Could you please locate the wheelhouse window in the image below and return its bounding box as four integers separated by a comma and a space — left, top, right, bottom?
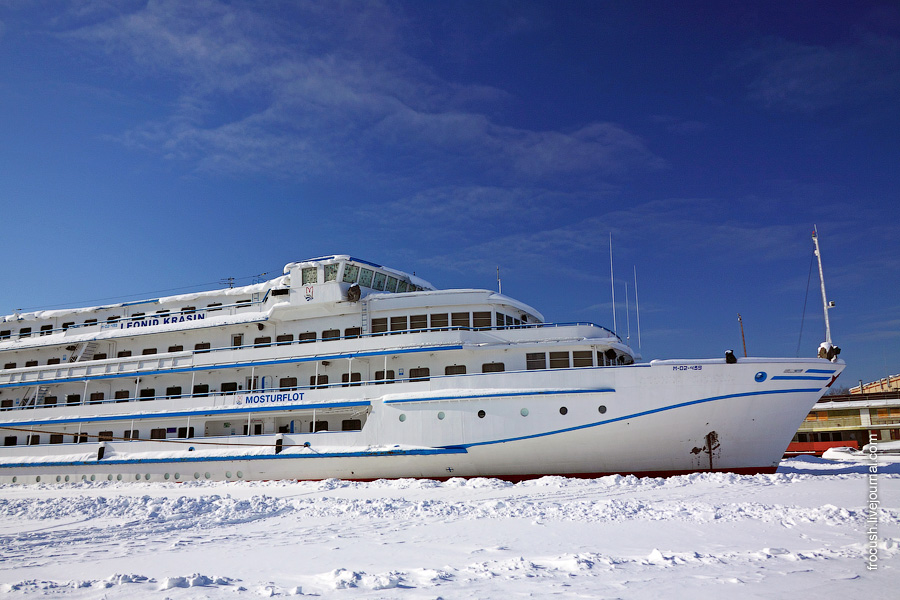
451, 312, 470, 329
473, 312, 491, 329
359, 268, 374, 287
410, 314, 427, 331
25, 360, 38, 367
397, 280, 409, 293
526, 353, 546, 370
372, 272, 387, 291
302, 267, 317, 284
390, 316, 407, 334
573, 351, 593, 367
385, 276, 399, 292
342, 264, 360, 283
430, 313, 449, 330
549, 352, 570, 369
324, 264, 339, 282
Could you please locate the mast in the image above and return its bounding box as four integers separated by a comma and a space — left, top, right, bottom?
610, 233, 617, 335
812, 226, 832, 345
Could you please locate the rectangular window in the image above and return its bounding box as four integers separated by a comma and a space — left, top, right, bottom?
385, 276, 399, 292
0, 330, 10, 339
232, 334, 244, 347
168, 345, 184, 353
451, 312, 470, 329
253, 336, 272, 346
374, 370, 395, 384
359, 268, 374, 287
131, 313, 146, 320
342, 419, 362, 431
194, 342, 211, 352
341, 372, 362, 387
40, 324, 53, 336
549, 352, 570, 369
271, 287, 288, 296
221, 382, 238, 394
123, 430, 139, 440
114, 390, 130, 402
207, 302, 222, 311
43, 395, 58, 406
74, 433, 87, 444
324, 264, 339, 282
311, 420, 328, 433
83, 319, 97, 326
177, 427, 195, 439
322, 329, 340, 340
573, 351, 593, 367
181, 306, 196, 314
3, 362, 15, 369
276, 334, 294, 345
473, 312, 491, 329
482, 362, 505, 373
139, 388, 156, 401
298, 332, 316, 343
4, 436, 16, 446
410, 314, 427, 331
98, 431, 113, 442
526, 353, 546, 370
92, 353, 107, 360
371, 318, 388, 335
166, 386, 182, 398
372, 272, 387, 291
150, 428, 167, 440
445, 365, 466, 375
19, 327, 32, 338
50, 434, 64, 444
410, 367, 430, 381
342, 264, 360, 283
66, 394, 81, 405
142, 348, 157, 355
1, 399, 13, 408
27, 434, 40, 445
344, 327, 361, 339
397, 280, 409, 293
89, 392, 105, 404
302, 267, 318, 284
47, 358, 61, 365
390, 316, 407, 334
430, 313, 449, 330
25, 360, 38, 367
107, 316, 120, 323
309, 375, 328, 388
192, 384, 209, 397
280, 377, 297, 390
62, 322, 74, 330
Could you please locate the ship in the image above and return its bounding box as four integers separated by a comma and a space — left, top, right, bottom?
1, 249, 843, 484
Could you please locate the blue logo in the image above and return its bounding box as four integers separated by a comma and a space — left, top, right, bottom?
755, 371, 767, 382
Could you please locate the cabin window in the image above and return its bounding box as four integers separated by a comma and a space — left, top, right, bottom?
276, 334, 294, 345
114, 391, 129, 402
221, 382, 238, 394
237, 299, 251, 306
372, 272, 387, 291
40, 324, 53, 335
451, 312, 470, 329
482, 362, 505, 373
473, 312, 491, 329
89, 392, 105, 404
98, 431, 113, 442
195, 342, 211, 352
342, 419, 362, 431
0, 330, 10, 339
123, 430, 139, 440
47, 358, 61, 365
410, 367, 430, 382
385, 276, 399, 292
397, 280, 409, 293
182, 306, 196, 314
43, 396, 57, 406
445, 365, 466, 375
207, 302, 223, 311
232, 334, 244, 347
371, 318, 388, 335
142, 348, 157, 355
177, 427, 195, 439
139, 388, 156, 401
344, 327, 361, 339
50, 434, 64, 444
302, 267, 317, 284
84, 319, 97, 326
3, 362, 15, 369
322, 329, 340, 341
93, 353, 107, 360
410, 315, 427, 331
573, 351, 593, 367
168, 345, 184, 353
117, 350, 132, 358
0, 399, 13, 409
25, 360, 38, 367
341, 372, 362, 387
310, 375, 328, 388
550, 352, 570, 369
323, 263, 338, 282
27, 434, 40, 445
359, 268, 374, 287
271, 288, 289, 297
375, 370, 395, 384
74, 433, 87, 444
526, 353, 546, 370
280, 377, 298, 390
192, 384, 209, 397
430, 313, 449, 330
4, 436, 17, 446
390, 316, 407, 334
299, 332, 316, 343
254, 336, 272, 346
19, 327, 32, 338
166, 386, 182, 398
156, 310, 170, 315
62, 322, 74, 330
496, 313, 507, 328
311, 420, 328, 433
150, 428, 167, 439
66, 394, 81, 405
107, 316, 120, 323
342, 264, 360, 283
131, 313, 145, 320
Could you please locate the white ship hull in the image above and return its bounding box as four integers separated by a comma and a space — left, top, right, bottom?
0, 255, 843, 484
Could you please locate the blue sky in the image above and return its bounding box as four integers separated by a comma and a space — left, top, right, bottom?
1, 1, 898, 390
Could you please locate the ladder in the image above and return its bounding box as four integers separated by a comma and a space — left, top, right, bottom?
69, 341, 100, 363
361, 299, 369, 335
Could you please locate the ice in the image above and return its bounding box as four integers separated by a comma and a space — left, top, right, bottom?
0, 459, 897, 599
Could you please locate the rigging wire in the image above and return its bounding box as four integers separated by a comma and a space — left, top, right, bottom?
796, 251, 815, 357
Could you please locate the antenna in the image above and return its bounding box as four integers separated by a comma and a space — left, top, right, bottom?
812, 226, 833, 345
497, 266, 502, 295
609, 233, 617, 335
221, 277, 235, 289
634, 266, 642, 351
738, 313, 747, 357
624, 281, 631, 342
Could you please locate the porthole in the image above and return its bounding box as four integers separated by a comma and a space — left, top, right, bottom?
520, 408, 529, 417
135, 474, 141, 481
90, 474, 96, 481
225, 471, 232, 479
56, 475, 61, 482
145, 473, 151, 481
107, 474, 113, 481
477, 410, 486, 419
164, 473, 170, 480
116, 474, 122, 481
174, 472, 181, 480
36, 475, 41, 483
437, 412, 445, 420
399, 414, 407, 422
194, 472, 200, 480
204, 472, 211, 479
598, 405, 607, 414
65, 475, 70, 482
11, 476, 16, 483
82, 475, 87, 481
559, 406, 568, 415
236, 471, 244, 478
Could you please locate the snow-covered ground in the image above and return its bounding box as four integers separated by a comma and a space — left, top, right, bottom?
1, 457, 897, 599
